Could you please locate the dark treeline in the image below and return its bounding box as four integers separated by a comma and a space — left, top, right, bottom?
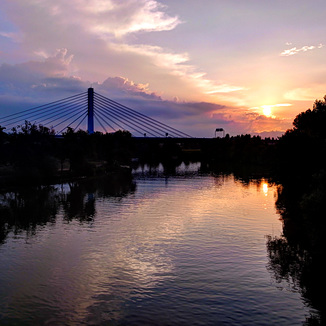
0, 123, 133, 186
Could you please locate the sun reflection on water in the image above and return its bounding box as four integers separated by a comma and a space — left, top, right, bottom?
262, 182, 269, 196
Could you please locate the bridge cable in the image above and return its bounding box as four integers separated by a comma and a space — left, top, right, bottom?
51, 107, 86, 129
96, 107, 145, 136
0, 94, 87, 129
57, 111, 88, 135
72, 112, 88, 132
96, 93, 188, 137
95, 95, 169, 137
52, 107, 87, 131
95, 92, 192, 138
42, 102, 87, 127
95, 96, 160, 137
93, 110, 114, 132
95, 94, 166, 136
14, 99, 87, 128
0, 92, 86, 123
93, 114, 108, 134
95, 107, 124, 132
96, 105, 148, 136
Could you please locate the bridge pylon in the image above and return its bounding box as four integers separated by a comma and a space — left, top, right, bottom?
87, 87, 94, 134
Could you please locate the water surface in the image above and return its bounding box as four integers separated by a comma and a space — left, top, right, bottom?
0, 167, 314, 325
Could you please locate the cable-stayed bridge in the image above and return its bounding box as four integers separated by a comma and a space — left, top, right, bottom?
0, 88, 192, 138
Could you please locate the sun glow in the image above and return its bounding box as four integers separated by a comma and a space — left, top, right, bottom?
257, 103, 292, 118
262, 106, 272, 117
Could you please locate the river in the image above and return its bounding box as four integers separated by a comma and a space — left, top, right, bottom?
0, 163, 319, 325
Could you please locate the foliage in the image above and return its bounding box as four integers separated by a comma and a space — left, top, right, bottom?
266, 96, 326, 325
293, 96, 326, 138
200, 134, 277, 176
0, 123, 133, 184
275, 95, 326, 226
277, 97, 326, 180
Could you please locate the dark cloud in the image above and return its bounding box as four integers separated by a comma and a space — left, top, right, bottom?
0, 49, 82, 100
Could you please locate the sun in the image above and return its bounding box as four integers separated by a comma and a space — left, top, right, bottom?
262, 105, 272, 117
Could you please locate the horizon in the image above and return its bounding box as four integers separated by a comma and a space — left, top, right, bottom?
0, 86, 288, 138
1, 0, 325, 137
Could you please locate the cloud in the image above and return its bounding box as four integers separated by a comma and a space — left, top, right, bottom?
280, 44, 323, 56
0, 0, 244, 102
0, 31, 21, 42
113, 43, 189, 70
3, 0, 181, 40
204, 85, 245, 94
249, 103, 292, 119
99, 76, 162, 100
284, 87, 326, 101
2, 0, 242, 94
0, 48, 73, 79
0, 49, 85, 115
245, 112, 290, 134
114, 43, 244, 95
78, 0, 181, 37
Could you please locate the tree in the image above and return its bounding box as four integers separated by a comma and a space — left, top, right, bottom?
277, 96, 326, 179
292, 96, 326, 138
0, 125, 6, 145
5, 121, 58, 181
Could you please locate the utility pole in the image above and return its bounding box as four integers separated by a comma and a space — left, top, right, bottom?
88, 87, 94, 134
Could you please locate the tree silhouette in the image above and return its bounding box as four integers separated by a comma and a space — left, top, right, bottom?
267, 96, 326, 325
293, 96, 326, 138
277, 96, 326, 181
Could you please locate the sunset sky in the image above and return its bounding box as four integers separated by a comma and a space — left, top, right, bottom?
1, 0, 326, 137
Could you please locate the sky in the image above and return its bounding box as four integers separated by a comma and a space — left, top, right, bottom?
0, 0, 326, 137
